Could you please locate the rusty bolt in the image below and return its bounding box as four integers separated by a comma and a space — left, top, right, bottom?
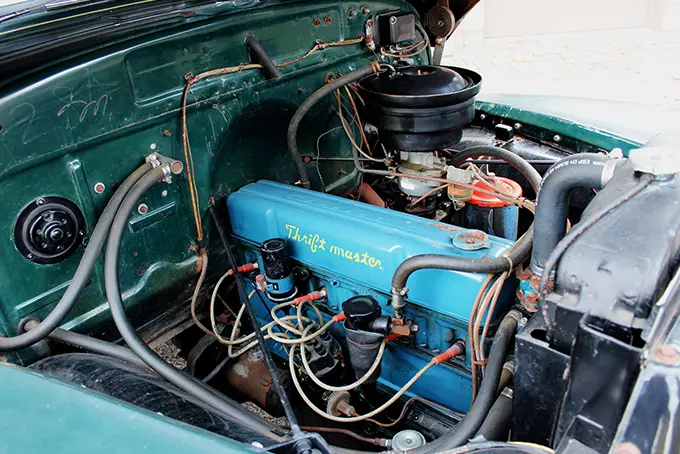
94, 182, 106, 194
137, 203, 149, 215
614, 442, 641, 454
653, 344, 680, 365
313, 17, 321, 26
324, 15, 332, 24
361, 7, 369, 14
162, 129, 172, 137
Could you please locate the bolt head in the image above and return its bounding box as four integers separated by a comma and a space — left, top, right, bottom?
150, 143, 157, 150
479, 113, 487, 120
137, 203, 149, 215
514, 122, 522, 130
389, 16, 397, 24
324, 15, 332, 24
94, 183, 106, 194
361, 7, 369, 14
553, 134, 562, 142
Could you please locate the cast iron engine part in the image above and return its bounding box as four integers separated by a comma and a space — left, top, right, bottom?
357, 64, 481, 152
260, 238, 297, 301
299, 326, 343, 384
342, 295, 389, 384
225, 347, 292, 417
14, 196, 86, 264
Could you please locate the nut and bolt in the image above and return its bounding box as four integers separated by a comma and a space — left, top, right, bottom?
653, 344, 680, 365
94, 182, 106, 194
137, 203, 149, 215
324, 15, 332, 24
553, 134, 562, 142
313, 17, 321, 26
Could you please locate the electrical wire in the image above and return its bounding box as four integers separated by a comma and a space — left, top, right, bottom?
299, 324, 386, 392
180, 36, 366, 240
289, 341, 437, 423
366, 396, 465, 428
190, 250, 214, 336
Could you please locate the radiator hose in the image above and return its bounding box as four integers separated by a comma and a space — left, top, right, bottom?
391, 146, 542, 316
287, 62, 379, 188
412, 311, 521, 453
0, 162, 153, 352
529, 153, 617, 276
103, 165, 281, 441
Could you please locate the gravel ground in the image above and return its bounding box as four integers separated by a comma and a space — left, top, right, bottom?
152, 342, 187, 370
241, 401, 289, 427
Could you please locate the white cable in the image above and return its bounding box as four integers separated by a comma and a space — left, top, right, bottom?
299, 324, 386, 392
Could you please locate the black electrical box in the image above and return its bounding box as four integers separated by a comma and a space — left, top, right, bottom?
371, 12, 416, 46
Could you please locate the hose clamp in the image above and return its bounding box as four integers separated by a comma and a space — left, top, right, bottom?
146, 153, 183, 184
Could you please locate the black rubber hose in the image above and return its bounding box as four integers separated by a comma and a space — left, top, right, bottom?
473, 388, 514, 442
246, 34, 282, 79
0, 162, 153, 352
391, 146, 542, 316
42, 325, 149, 371
449, 145, 543, 192
413, 312, 520, 453
104, 165, 281, 440
288, 63, 378, 188
529, 153, 614, 276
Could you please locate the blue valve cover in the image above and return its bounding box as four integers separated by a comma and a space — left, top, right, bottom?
227, 180, 513, 323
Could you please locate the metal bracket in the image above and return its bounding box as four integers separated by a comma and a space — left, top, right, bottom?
146, 153, 184, 183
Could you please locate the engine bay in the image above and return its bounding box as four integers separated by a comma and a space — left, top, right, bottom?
0, 1, 678, 453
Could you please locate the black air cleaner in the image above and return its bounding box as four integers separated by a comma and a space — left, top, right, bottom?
357, 65, 482, 151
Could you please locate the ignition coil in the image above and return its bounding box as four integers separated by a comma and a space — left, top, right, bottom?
259, 238, 297, 301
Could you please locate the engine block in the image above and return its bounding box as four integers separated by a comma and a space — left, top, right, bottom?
227, 180, 516, 412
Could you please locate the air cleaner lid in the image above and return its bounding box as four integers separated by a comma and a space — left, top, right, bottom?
357, 65, 481, 108
365, 65, 470, 96
469, 177, 522, 208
